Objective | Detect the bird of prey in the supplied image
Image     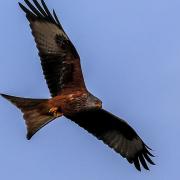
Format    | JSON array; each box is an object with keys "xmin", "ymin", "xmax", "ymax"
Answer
[{"xmin": 1, "ymin": 0, "xmax": 155, "ymax": 171}]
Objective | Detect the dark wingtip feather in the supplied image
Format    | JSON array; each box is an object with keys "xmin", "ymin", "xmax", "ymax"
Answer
[
  {"xmin": 53, "ymin": 9, "xmax": 66, "ymax": 33},
  {"xmin": 19, "ymin": 0, "xmax": 59, "ymax": 27},
  {"xmin": 145, "ymin": 144, "xmax": 153, "ymax": 151},
  {"xmin": 145, "ymin": 147, "xmax": 155, "ymax": 157},
  {"xmin": 18, "ymin": 1, "xmax": 36, "ymax": 19},
  {"xmin": 41, "ymin": 0, "xmax": 55, "ymax": 22},
  {"xmin": 18, "ymin": 2, "xmax": 29, "ymax": 13},
  {"xmin": 133, "ymin": 158, "xmax": 141, "ymax": 171},
  {"xmin": 143, "ymin": 153, "xmax": 156, "ymax": 165},
  {"xmin": 24, "ymin": 0, "xmax": 43, "ymax": 17},
  {"xmin": 139, "ymin": 154, "xmax": 149, "ymax": 170},
  {"xmin": 53, "ymin": 9, "xmax": 62, "ymax": 27},
  {"xmin": 32, "ymin": 0, "xmax": 47, "ymax": 17}
]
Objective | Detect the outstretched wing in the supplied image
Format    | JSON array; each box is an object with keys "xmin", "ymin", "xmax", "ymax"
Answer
[
  {"xmin": 66, "ymin": 109, "xmax": 155, "ymax": 171},
  {"xmin": 19, "ymin": 0, "xmax": 86, "ymax": 97}
]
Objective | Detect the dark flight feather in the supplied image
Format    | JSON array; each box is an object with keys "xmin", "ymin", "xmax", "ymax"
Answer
[
  {"xmin": 40, "ymin": 0, "xmax": 55, "ymax": 23},
  {"xmin": 53, "ymin": 9, "xmax": 64, "ymax": 30},
  {"xmin": 19, "ymin": 2, "xmax": 36, "ymax": 18},
  {"xmin": 32, "ymin": 0, "xmax": 47, "ymax": 17},
  {"xmin": 143, "ymin": 153, "xmax": 155, "ymax": 165},
  {"xmin": 24, "ymin": 0, "xmax": 43, "ymax": 17},
  {"xmin": 139, "ymin": 154, "xmax": 149, "ymax": 170},
  {"xmin": 134, "ymin": 158, "xmax": 141, "ymax": 171},
  {"xmin": 66, "ymin": 109, "xmax": 155, "ymax": 171}
]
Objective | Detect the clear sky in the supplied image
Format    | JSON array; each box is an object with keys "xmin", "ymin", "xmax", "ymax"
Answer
[{"xmin": 0, "ymin": 0, "xmax": 180, "ymax": 179}]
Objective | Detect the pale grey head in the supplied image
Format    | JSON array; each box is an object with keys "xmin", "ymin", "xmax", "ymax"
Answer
[{"xmin": 86, "ymin": 93, "xmax": 102, "ymax": 110}]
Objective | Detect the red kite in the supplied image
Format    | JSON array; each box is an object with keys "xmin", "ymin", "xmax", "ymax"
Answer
[{"xmin": 1, "ymin": 0, "xmax": 155, "ymax": 171}]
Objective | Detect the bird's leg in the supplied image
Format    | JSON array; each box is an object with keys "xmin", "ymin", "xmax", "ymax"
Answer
[{"xmin": 49, "ymin": 107, "xmax": 62, "ymax": 117}]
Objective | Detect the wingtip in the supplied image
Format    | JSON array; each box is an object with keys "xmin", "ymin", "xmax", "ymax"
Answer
[
  {"xmin": 18, "ymin": 2, "xmax": 24, "ymax": 10},
  {"xmin": 40, "ymin": 0, "xmax": 46, "ymax": 7},
  {"xmin": 143, "ymin": 153, "xmax": 155, "ymax": 165},
  {"xmin": 133, "ymin": 159, "xmax": 141, "ymax": 171},
  {"xmin": 18, "ymin": 1, "xmax": 29, "ymax": 13},
  {"xmin": 149, "ymin": 158, "xmax": 156, "ymax": 165},
  {"xmin": 143, "ymin": 164, "xmax": 150, "ymax": 171},
  {"xmin": 145, "ymin": 143, "xmax": 156, "ymax": 151},
  {"xmin": 139, "ymin": 154, "xmax": 150, "ymax": 170},
  {"xmin": 146, "ymin": 148, "xmax": 155, "ymax": 157}
]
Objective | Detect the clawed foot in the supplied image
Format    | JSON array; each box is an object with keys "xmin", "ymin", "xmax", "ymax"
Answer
[{"xmin": 49, "ymin": 107, "xmax": 62, "ymax": 117}]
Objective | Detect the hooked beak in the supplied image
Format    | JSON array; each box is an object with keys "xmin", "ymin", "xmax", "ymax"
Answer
[{"xmin": 95, "ymin": 101, "xmax": 102, "ymax": 108}]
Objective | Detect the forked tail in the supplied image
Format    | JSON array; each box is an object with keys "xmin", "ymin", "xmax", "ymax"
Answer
[{"xmin": 1, "ymin": 94, "xmax": 61, "ymax": 139}]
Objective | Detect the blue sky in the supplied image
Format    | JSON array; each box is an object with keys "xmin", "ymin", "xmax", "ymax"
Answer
[{"xmin": 0, "ymin": 0, "xmax": 180, "ymax": 179}]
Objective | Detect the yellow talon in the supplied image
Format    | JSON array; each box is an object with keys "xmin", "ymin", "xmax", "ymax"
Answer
[{"xmin": 49, "ymin": 107, "xmax": 62, "ymax": 117}]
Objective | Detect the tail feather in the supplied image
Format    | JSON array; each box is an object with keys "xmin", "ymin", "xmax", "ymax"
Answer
[{"xmin": 1, "ymin": 94, "xmax": 60, "ymax": 140}]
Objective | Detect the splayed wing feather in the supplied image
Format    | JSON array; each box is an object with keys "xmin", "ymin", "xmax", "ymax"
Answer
[
  {"xmin": 134, "ymin": 158, "xmax": 141, "ymax": 171},
  {"xmin": 32, "ymin": 0, "xmax": 47, "ymax": 16},
  {"xmin": 41, "ymin": 0, "xmax": 55, "ymax": 22},
  {"xmin": 53, "ymin": 9, "xmax": 64, "ymax": 30},
  {"xmin": 19, "ymin": 2, "xmax": 36, "ymax": 17},
  {"xmin": 24, "ymin": 0, "xmax": 43, "ymax": 17},
  {"xmin": 143, "ymin": 153, "xmax": 155, "ymax": 165},
  {"xmin": 139, "ymin": 154, "xmax": 149, "ymax": 170}
]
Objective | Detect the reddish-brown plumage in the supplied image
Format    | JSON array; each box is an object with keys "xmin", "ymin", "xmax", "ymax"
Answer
[{"xmin": 48, "ymin": 90, "xmax": 102, "ymax": 116}]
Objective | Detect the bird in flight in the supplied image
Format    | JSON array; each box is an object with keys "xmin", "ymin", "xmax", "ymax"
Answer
[{"xmin": 1, "ymin": 0, "xmax": 155, "ymax": 171}]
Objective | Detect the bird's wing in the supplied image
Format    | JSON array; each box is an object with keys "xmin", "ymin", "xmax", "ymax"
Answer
[
  {"xmin": 19, "ymin": 0, "xmax": 86, "ymax": 97},
  {"xmin": 66, "ymin": 109, "xmax": 155, "ymax": 171}
]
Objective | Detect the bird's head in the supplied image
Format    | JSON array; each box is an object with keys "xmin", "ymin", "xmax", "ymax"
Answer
[{"xmin": 86, "ymin": 93, "xmax": 102, "ymax": 110}]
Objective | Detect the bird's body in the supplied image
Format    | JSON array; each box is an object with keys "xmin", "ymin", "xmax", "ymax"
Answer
[
  {"xmin": 1, "ymin": 0, "xmax": 155, "ymax": 171},
  {"xmin": 48, "ymin": 90, "xmax": 102, "ymax": 116}
]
